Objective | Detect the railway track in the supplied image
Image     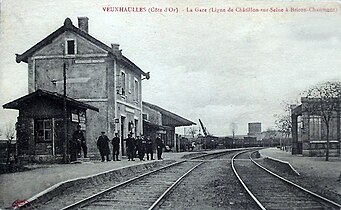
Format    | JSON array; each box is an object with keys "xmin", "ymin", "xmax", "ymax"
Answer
[
  {"xmin": 58, "ymin": 149, "xmax": 247, "ymax": 210},
  {"xmin": 20, "ymin": 149, "xmax": 252, "ymax": 210},
  {"xmin": 60, "ymin": 160, "xmax": 201, "ymax": 210},
  {"xmin": 232, "ymin": 150, "xmax": 341, "ymax": 210},
  {"xmin": 155, "ymin": 149, "xmax": 260, "ymax": 210}
]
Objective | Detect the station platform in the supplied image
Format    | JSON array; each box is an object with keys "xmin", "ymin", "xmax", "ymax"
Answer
[
  {"xmin": 259, "ymin": 147, "xmax": 341, "ymax": 196},
  {"xmin": 0, "ymin": 150, "xmax": 208, "ymax": 209}
]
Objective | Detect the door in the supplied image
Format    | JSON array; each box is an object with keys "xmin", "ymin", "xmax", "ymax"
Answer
[{"xmin": 121, "ymin": 116, "xmax": 126, "ymax": 156}]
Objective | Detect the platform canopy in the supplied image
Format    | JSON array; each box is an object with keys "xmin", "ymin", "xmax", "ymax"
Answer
[
  {"xmin": 142, "ymin": 101, "xmax": 196, "ymax": 127},
  {"xmin": 3, "ymin": 89, "xmax": 99, "ymax": 112}
]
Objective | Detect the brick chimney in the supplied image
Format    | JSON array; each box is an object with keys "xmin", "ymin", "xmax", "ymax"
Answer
[
  {"xmin": 111, "ymin": 43, "xmax": 122, "ymax": 58},
  {"xmin": 78, "ymin": 17, "xmax": 89, "ymax": 33}
]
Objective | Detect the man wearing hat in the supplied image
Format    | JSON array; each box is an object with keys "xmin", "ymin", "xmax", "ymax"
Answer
[
  {"xmin": 97, "ymin": 131, "xmax": 111, "ymax": 162},
  {"xmin": 112, "ymin": 133, "xmax": 120, "ymax": 161},
  {"xmin": 125, "ymin": 133, "xmax": 135, "ymax": 161},
  {"xmin": 72, "ymin": 124, "xmax": 87, "ymax": 159},
  {"xmin": 156, "ymin": 134, "xmax": 165, "ymax": 160}
]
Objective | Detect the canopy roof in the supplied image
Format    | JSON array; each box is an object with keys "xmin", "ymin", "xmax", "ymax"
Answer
[
  {"xmin": 3, "ymin": 89, "xmax": 99, "ymax": 112},
  {"xmin": 143, "ymin": 101, "xmax": 196, "ymax": 127}
]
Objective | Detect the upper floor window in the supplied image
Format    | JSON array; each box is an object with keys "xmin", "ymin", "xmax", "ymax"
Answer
[
  {"xmin": 128, "ymin": 74, "xmax": 131, "ymax": 93},
  {"xmin": 66, "ymin": 39, "xmax": 76, "ymax": 55},
  {"xmin": 121, "ymin": 72, "xmax": 126, "ymax": 96},
  {"xmin": 134, "ymin": 79, "xmax": 139, "ymax": 101}
]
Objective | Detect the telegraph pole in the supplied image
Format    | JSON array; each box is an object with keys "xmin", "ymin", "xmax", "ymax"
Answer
[{"xmin": 63, "ymin": 62, "xmax": 69, "ymax": 163}]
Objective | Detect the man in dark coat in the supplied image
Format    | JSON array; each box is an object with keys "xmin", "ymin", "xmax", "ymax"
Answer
[
  {"xmin": 72, "ymin": 124, "xmax": 87, "ymax": 158},
  {"xmin": 112, "ymin": 133, "xmax": 120, "ymax": 161},
  {"xmin": 97, "ymin": 131, "xmax": 111, "ymax": 162},
  {"xmin": 125, "ymin": 133, "xmax": 135, "ymax": 161},
  {"xmin": 145, "ymin": 136, "xmax": 154, "ymax": 160},
  {"xmin": 136, "ymin": 135, "xmax": 145, "ymax": 161},
  {"xmin": 156, "ymin": 134, "xmax": 165, "ymax": 160}
]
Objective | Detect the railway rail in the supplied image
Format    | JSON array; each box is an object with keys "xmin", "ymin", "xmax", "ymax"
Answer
[
  {"xmin": 232, "ymin": 150, "xmax": 341, "ymax": 210},
  {"xmin": 61, "ymin": 161, "xmax": 201, "ymax": 210},
  {"xmin": 56, "ymin": 149, "xmax": 245, "ymax": 210},
  {"xmin": 19, "ymin": 149, "xmax": 253, "ymax": 209}
]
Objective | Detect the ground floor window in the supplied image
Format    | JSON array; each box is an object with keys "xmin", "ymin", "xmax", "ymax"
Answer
[
  {"xmin": 308, "ymin": 115, "xmax": 338, "ymax": 141},
  {"xmin": 35, "ymin": 119, "xmax": 52, "ymax": 143},
  {"xmin": 308, "ymin": 115, "xmax": 322, "ymax": 141}
]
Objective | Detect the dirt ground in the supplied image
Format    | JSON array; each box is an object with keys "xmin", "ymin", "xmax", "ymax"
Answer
[{"xmin": 158, "ymin": 159, "xmax": 258, "ymax": 210}]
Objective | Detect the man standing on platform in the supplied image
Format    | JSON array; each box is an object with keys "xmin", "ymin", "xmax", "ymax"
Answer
[
  {"xmin": 112, "ymin": 133, "xmax": 120, "ymax": 161},
  {"xmin": 136, "ymin": 135, "xmax": 145, "ymax": 161},
  {"xmin": 146, "ymin": 136, "xmax": 154, "ymax": 160},
  {"xmin": 71, "ymin": 124, "xmax": 86, "ymax": 161},
  {"xmin": 97, "ymin": 131, "xmax": 111, "ymax": 162},
  {"xmin": 156, "ymin": 134, "xmax": 165, "ymax": 160},
  {"xmin": 72, "ymin": 124, "xmax": 87, "ymax": 158},
  {"xmin": 125, "ymin": 133, "xmax": 135, "ymax": 161}
]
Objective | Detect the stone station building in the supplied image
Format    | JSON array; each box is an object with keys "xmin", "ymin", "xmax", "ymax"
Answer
[{"xmin": 11, "ymin": 17, "xmax": 150, "ymax": 160}]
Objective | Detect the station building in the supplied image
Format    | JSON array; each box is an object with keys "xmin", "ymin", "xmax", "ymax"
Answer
[
  {"xmin": 291, "ymin": 98, "xmax": 341, "ymax": 157},
  {"xmin": 142, "ymin": 101, "xmax": 196, "ymax": 150},
  {"xmin": 8, "ymin": 17, "xmax": 150, "ymax": 161}
]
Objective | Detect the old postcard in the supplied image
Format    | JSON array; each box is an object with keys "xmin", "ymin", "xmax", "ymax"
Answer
[{"xmin": 0, "ymin": 0, "xmax": 340, "ymax": 209}]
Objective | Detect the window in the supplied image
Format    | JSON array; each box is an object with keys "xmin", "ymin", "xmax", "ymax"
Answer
[
  {"xmin": 66, "ymin": 40, "xmax": 75, "ymax": 55},
  {"xmin": 134, "ymin": 79, "xmax": 139, "ymax": 101},
  {"xmin": 128, "ymin": 74, "xmax": 131, "ymax": 93},
  {"xmin": 35, "ymin": 119, "xmax": 52, "ymax": 143},
  {"xmin": 121, "ymin": 72, "xmax": 126, "ymax": 95},
  {"xmin": 308, "ymin": 115, "xmax": 321, "ymax": 141},
  {"xmin": 128, "ymin": 121, "xmax": 134, "ymax": 133}
]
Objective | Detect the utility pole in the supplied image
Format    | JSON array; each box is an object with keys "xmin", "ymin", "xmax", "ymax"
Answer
[{"xmin": 63, "ymin": 62, "xmax": 69, "ymax": 163}]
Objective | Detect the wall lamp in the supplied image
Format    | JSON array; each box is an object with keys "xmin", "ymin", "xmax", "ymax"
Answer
[{"xmin": 142, "ymin": 72, "xmax": 150, "ymax": 80}]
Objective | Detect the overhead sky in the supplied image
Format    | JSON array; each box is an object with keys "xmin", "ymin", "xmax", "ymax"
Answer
[{"xmin": 1, "ymin": 0, "xmax": 340, "ymax": 136}]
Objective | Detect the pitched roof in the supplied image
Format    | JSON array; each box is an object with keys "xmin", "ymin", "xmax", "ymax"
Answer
[
  {"xmin": 15, "ymin": 18, "xmax": 148, "ymax": 77},
  {"xmin": 142, "ymin": 101, "xmax": 196, "ymax": 127},
  {"xmin": 3, "ymin": 89, "xmax": 99, "ymax": 112}
]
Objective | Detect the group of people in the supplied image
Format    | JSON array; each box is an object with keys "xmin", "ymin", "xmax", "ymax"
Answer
[
  {"xmin": 97, "ymin": 132, "xmax": 165, "ymax": 162},
  {"xmin": 71, "ymin": 125, "xmax": 166, "ymax": 162}
]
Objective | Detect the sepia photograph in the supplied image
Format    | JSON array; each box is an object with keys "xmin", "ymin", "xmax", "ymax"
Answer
[{"xmin": 0, "ymin": 0, "xmax": 341, "ymax": 209}]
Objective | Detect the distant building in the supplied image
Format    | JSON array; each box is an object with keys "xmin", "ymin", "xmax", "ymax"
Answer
[
  {"xmin": 260, "ymin": 130, "xmax": 286, "ymax": 140},
  {"xmin": 10, "ymin": 17, "xmax": 150, "ymax": 160},
  {"xmin": 248, "ymin": 122, "xmax": 262, "ymax": 140}
]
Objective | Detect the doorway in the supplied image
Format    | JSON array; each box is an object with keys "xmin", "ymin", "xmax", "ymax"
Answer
[
  {"xmin": 121, "ymin": 116, "xmax": 126, "ymax": 156},
  {"xmin": 134, "ymin": 119, "xmax": 138, "ymax": 137}
]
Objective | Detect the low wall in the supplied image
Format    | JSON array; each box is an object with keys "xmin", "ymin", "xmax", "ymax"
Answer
[
  {"xmin": 263, "ymin": 156, "xmax": 300, "ymax": 176},
  {"xmin": 23, "ymin": 160, "xmax": 175, "ymax": 209},
  {"xmin": 302, "ymin": 141, "xmax": 340, "ymax": 157}
]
